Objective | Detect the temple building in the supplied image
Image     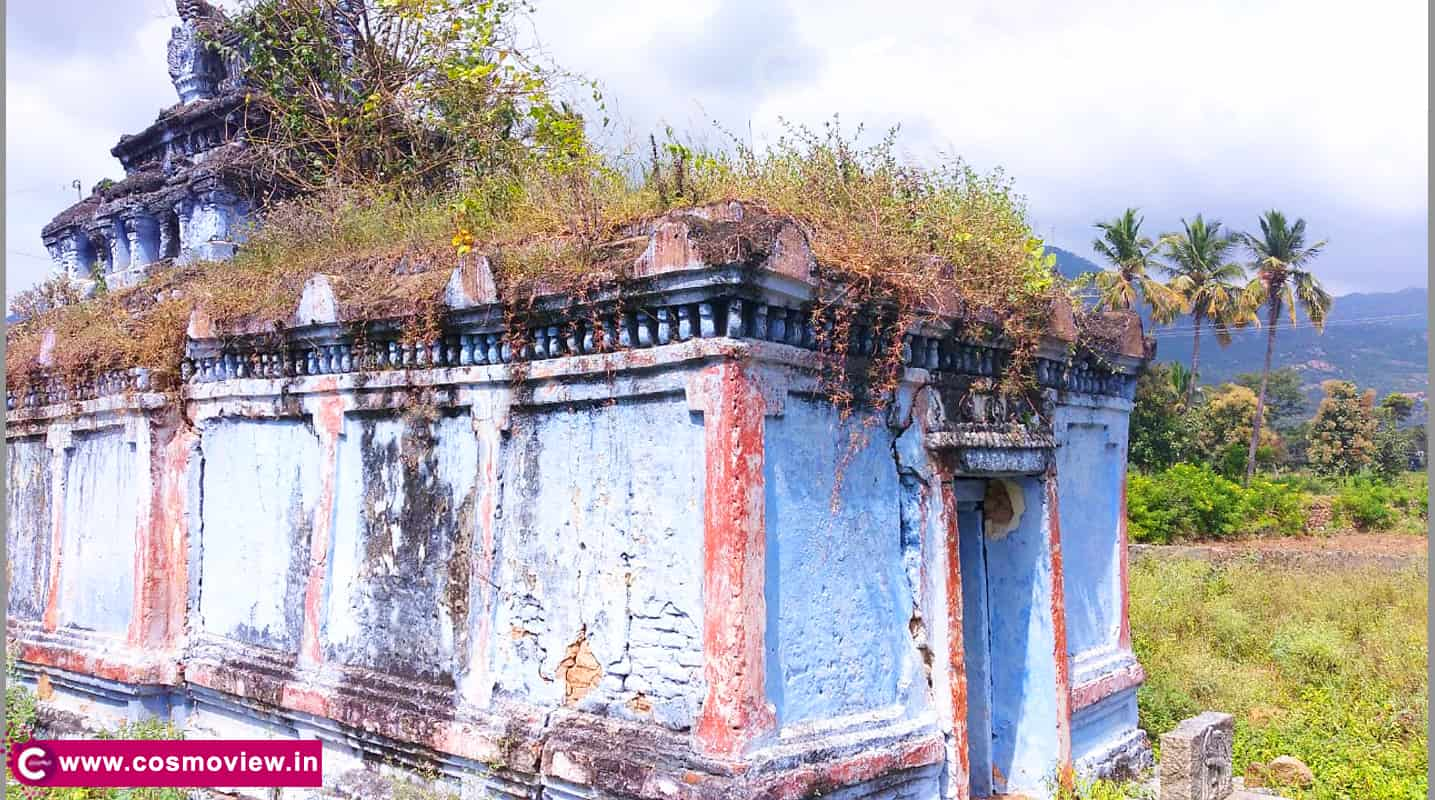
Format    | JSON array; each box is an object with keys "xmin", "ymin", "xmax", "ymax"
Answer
[{"xmin": 10, "ymin": 5, "xmax": 1155, "ymax": 798}]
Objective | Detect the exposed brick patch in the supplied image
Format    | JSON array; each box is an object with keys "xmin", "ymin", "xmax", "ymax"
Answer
[{"xmin": 557, "ymin": 629, "xmax": 602, "ymax": 705}]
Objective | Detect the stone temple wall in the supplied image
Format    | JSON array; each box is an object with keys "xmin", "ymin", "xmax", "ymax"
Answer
[{"xmin": 7, "ymin": 207, "xmax": 1153, "ymax": 799}]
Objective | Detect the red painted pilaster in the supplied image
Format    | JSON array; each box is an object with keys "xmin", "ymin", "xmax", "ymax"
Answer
[
  {"xmin": 462, "ymin": 394, "xmax": 508, "ymax": 708},
  {"xmin": 1045, "ymin": 474, "xmax": 1075, "ymax": 789},
  {"xmin": 41, "ymin": 428, "xmax": 70, "ymax": 632},
  {"xmin": 129, "ymin": 419, "xmax": 194, "ymax": 651},
  {"xmin": 299, "ymin": 385, "xmax": 347, "ymax": 667},
  {"xmin": 690, "ymin": 361, "xmax": 776, "ymax": 758},
  {"xmin": 937, "ymin": 472, "xmax": 972, "ymax": 800}
]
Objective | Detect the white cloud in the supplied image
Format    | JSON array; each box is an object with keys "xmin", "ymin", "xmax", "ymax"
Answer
[
  {"xmin": 6, "ymin": 11, "xmax": 176, "ymax": 299},
  {"xmin": 536, "ymin": 0, "xmax": 1427, "ymax": 290},
  {"xmin": 7, "ymin": 0, "xmax": 1427, "ymax": 299}
]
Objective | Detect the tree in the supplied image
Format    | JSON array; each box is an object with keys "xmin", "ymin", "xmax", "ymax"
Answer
[
  {"xmin": 1196, "ymin": 383, "xmax": 1280, "ymax": 462},
  {"xmin": 227, "ymin": 0, "xmax": 595, "ymax": 193},
  {"xmin": 1234, "ymin": 367, "xmax": 1307, "ymax": 427},
  {"xmin": 8, "ymin": 274, "xmax": 84, "ymax": 322},
  {"xmin": 1167, "ymin": 361, "xmax": 1194, "ymax": 406},
  {"xmin": 1307, "ymin": 380, "xmax": 1376, "ymax": 476},
  {"xmin": 1372, "ymin": 393, "xmax": 1417, "ymax": 478},
  {"xmin": 1129, "ymin": 364, "xmax": 1198, "ymax": 471},
  {"xmin": 1159, "ymin": 215, "xmax": 1248, "ymax": 399},
  {"xmin": 1089, "ymin": 208, "xmax": 1184, "ymax": 322},
  {"xmin": 1380, "ymin": 392, "xmax": 1416, "ymax": 423},
  {"xmin": 1238, "ymin": 210, "xmax": 1332, "ymax": 484},
  {"xmin": 1407, "ymin": 423, "xmax": 1427, "ymax": 469},
  {"xmin": 1280, "ymin": 419, "xmax": 1313, "ymax": 468},
  {"xmin": 1373, "ymin": 409, "xmax": 1411, "ymax": 479}
]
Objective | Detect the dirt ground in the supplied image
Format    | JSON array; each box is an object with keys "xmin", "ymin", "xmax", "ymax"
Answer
[
  {"xmin": 1202, "ymin": 532, "xmax": 1426, "ymax": 556},
  {"xmin": 1131, "ymin": 532, "xmax": 1427, "ymax": 569}
]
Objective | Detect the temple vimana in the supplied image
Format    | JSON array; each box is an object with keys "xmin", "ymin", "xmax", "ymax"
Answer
[{"xmin": 9, "ymin": 3, "xmax": 1157, "ymax": 798}]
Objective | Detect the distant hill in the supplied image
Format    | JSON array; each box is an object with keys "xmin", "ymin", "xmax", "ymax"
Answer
[
  {"xmin": 1046, "ymin": 245, "xmax": 1102, "ymax": 281},
  {"xmin": 1041, "ymin": 244, "xmax": 1427, "ymax": 403},
  {"xmin": 1156, "ymin": 287, "xmax": 1428, "ymax": 403}
]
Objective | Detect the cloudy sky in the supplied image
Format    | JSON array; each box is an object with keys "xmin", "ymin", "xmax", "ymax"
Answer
[{"xmin": 6, "ymin": 0, "xmax": 1427, "ymax": 301}]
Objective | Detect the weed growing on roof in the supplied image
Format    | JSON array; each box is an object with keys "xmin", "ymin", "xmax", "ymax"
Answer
[{"xmin": 7, "ymin": 119, "xmax": 1065, "ymax": 412}]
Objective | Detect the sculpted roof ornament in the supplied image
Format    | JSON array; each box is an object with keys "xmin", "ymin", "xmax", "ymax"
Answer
[{"xmin": 167, "ymin": 0, "xmax": 228, "ymax": 103}]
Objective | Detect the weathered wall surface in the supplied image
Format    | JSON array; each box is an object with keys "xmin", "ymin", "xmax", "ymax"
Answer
[
  {"xmin": 327, "ymin": 411, "xmax": 476, "ymax": 684},
  {"xmin": 1054, "ymin": 402, "xmax": 1127, "ymax": 660},
  {"xmin": 764, "ymin": 397, "xmax": 924, "ymax": 729},
  {"xmin": 58, "ymin": 427, "xmax": 139, "ymax": 633},
  {"xmin": 1052, "ymin": 399, "xmax": 1148, "ymax": 779},
  {"xmin": 6, "ymin": 436, "xmax": 51, "ymax": 621},
  {"xmin": 489, "ymin": 396, "xmax": 707, "ymax": 727},
  {"xmin": 197, "ymin": 418, "xmax": 320, "ymax": 652}
]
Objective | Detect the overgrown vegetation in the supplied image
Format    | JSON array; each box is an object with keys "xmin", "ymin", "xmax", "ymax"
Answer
[
  {"xmin": 223, "ymin": 0, "xmax": 595, "ymax": 193},
  {"xmin": 1127, "ymin": 465, "xmax": 1426, "ymax": 543},
  {"xmin": 1132, "ymin": 557, "xmax": 1428, "ymax": 799}
]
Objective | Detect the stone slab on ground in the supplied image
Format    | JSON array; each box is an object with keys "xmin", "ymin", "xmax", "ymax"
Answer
[{"xmin": 1159, "ymin": 711, "xmax": 1234, "ymax": 800}]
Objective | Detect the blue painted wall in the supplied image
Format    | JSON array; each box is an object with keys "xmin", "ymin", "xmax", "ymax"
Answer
[
  {"xmin": 982, "ymin": 477, "xmax": 1060, "ymax": 795},
  {"xmin": 1071, "ymin": 688, "xmax": 1139, "ymax": 765},
  {"xmin": 198, "ymin": 418, "xmax": 322, "ymax": 652},
  {"xmin": 763, "ymin": 398, "xmax": 923, "ymax": 728},
  {"xmin": 59, "ymin": 428, "xmax": 138, "ymax": 633},
  {"xmin": 1054, "ymin": 406, "xmax": 1127, "ymax": 660},
  {"xmin": 6, "ymin": 437, "xmax": 51, "ymax": 620}
]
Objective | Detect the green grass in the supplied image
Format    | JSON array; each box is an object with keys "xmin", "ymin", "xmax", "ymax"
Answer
[{"xmin": 1131, "ymin": 557, "xmax": 1428, "ymax": 799}]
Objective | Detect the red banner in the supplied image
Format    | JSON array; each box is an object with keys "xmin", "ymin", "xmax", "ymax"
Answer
[{"xmin": 7, "ymin": 739, "xmax": 323, "ymax": 788}]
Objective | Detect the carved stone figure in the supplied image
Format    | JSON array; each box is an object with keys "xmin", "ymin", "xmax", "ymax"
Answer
[
  {"xmin": 1160, "ymin": 711, "xmax": 1236, "ymax": 800},
  {"xmin": 167, "ymin": 0, "xmax": 226, "ymax": 103}
]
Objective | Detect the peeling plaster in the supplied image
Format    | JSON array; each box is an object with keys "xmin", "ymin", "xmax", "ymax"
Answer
[{"xmin": 982, "ymin": 479, "xmax": 1025, "ymax": 540}]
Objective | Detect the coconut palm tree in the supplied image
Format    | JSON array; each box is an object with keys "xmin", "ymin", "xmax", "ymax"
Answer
[
  {"xmin": 1238, "ymin": 210, "xmax": 1333, "ymax": 484},
  {"xmin": 1089, "ymin": 208, "xmax": 1183, "ymax": 323},
  {"xmin": 1167, "ymin": 361, "xmax": 1195, "ymax": 407},
  {"xmin": 1159, "ymin": 215, "xmax": 1250, "ymax": 401}
]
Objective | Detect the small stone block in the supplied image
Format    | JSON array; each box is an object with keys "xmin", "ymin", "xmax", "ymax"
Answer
[
  {"xmin": 293, "ymin": 274, "xmax": 340, "ymax": 327},
  {"xmin": 1160, "ymin": 711, "xmax": 1235, "ymax": 800},
  {"xmin": 445, "ymin": 255, "xmax": 499, "ymax": 308}
]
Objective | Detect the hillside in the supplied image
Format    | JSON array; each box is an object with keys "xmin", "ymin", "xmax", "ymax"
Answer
[
  {"xmin": 1043, "ymin": 245, "xmax": 1428, "ymax": 400},
  {"xmin": 1160, "ymin": 287, "xmax": 1428, "ymax": 400}
]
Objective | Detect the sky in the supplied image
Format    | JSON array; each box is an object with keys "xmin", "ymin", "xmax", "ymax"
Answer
[{"xmin": 5, "ymin": 0, "xmax": 1428, "ymax": 301}]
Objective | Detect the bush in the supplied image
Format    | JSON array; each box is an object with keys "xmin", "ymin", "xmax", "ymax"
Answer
[
  {"xmin": 1128, "ymin": 465, "xmax": 1314, "ymax": 542},
  {"xmin": 1334, "ymin": 479, "xmax": 1397, "ymax": 530},
  {"xmin": 5, "ymin": 655, "xmax": 37, "ymax": 746},
  {"xmin": 1242, "ymin": 477, "xmax": 1308, "ymax": 536},
  {"xmin": 1270, "ymin": 627, "xmax": 1348, "ymax": 685},
  {"xmin": 1127, "ymin": 464, "xmax": 1245, "ymax": 543},
  {"xmin": 4, "ymin": 672, "xmax": 186, "ymax": 799}
]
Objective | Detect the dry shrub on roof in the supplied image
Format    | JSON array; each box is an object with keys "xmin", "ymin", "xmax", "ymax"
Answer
[{"xmin": 7, "ymin": 120, "xmax": 1064, "ymax": 412}]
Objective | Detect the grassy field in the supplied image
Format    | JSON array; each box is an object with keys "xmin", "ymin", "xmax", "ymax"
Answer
[{"xmin": 1131, "ymin": 555, "xmax": 1428, "ymax": 799}]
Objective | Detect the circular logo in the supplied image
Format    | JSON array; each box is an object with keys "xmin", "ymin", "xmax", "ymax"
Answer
[{"xmin": 11, "ymin": 741, "xmax": 55, "ymax": 785}]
